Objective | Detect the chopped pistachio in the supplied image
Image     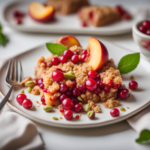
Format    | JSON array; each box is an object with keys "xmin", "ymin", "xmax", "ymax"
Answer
[
  {"xmin": 77, "ymin": 96, "xmax": 82, "ymax": 101},
  {"xmin": 120, "ymin": 107, "xmax": 126, "ymax": 112},
  {"xmin": 83, "ymin": 104, "xmax": 90, "ymax": 112},
  {"xmin": 64, "ymin": 71, "xmax": 75, "ymax": 80},
  {"xmin": 43, "ymin": 105, "xmax": 53, "ymax": 112},
  {"xmin": 52, "ymin": 117, "xmax": 58, "ymax": 120},
  {"xmin": 25, "ymin": 80, "xmax": 35, "ymax": 87},
  {"xmin": 27, "ymin": 87, "xmax": 32, "ymax": 93},
  {"xmin": 21, "ymin": 89, "xmax": 24, "ymax": 94},
  {"xmin": 87, "ymin": 111, "xmax": 94, "ymax": 118}
]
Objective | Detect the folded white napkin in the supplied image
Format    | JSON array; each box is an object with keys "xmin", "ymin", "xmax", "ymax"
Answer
[{"xmin": 127, "ymin": 105, "xmax": 150, "ymax": 134}]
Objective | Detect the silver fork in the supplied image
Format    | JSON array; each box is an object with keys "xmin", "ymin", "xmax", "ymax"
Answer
[{"xmin": 0, "ymin": 59, "xmax": 23, "ymax": 111}]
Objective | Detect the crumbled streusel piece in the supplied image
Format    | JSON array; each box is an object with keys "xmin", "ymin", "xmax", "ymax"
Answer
[{"xmin": 102, "ymin": 99, "xmax": 120, "ymax": 109}]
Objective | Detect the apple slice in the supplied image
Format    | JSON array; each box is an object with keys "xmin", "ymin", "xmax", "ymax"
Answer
[
  {"xmin": 29, "ymin": 2, "xmax": 55, "ymax": 22},
  {"xmin": 87, "ymin": 37, "xmax": 109, "ymax": 71},
  {"xmin": 56, "ymin": 36, "xmax": 81, "ymax": 49},
  {"xmin": 44, "ymin": 93, "xmax": 60, "ymax": 106}
]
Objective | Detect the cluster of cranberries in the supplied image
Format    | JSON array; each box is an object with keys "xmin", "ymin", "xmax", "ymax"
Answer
[
  {"xmin": 115, "ymin": 5, "xmax": 131, "ymax": 20},
  {"xmin": 50, "ymin": 49, "xmax": 90, "ymax": 67},
  {"xmin": 16, "ymin": 94, "xmax": 33, "ymax": 109},
  {"xmin": 138, "ymin": 20, "xmax": 150, "ymax": 35},
  {"xmin": 110, "ymin": 80, "xmax": 138, "ymax": 117},
  {"xmin": 13, "ymin": 10, "xmax": 25, "ymax": 25}
]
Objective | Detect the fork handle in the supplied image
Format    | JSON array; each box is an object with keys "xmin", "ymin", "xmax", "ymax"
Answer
[{"xmin": 0, "ymin": 86, "xmax": 14, "ymax": 111}]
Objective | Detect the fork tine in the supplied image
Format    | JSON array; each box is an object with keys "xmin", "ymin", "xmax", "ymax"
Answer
[
  {"xmin": 5, "ymin": 59, "xmax": 12, "ymax": 80},
  {"xmin": 19, "ymin": 60, "xmax": 24, "ymax": 82},
  {"xmin": 15, "ymin": 59, "xmax": 18, "ymax": 82},
  {"xmin": 10, "ymin": 59, "xmax": 15, "ymax": 80}
]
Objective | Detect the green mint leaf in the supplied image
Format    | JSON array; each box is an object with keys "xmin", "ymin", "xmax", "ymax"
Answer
[
  {"xmin": 0, "ymin": 33, "xmax": 8, "ymax": 46},
  {"xmin": 136, "ymin": 129, "xmax": 150, "ymax": 144},
  {"xmin": 118, "ymin": 53, "xmax": 140, "ymax": 74},
  {"xmin": 0, "ymin": 23, "xmax": 2, "ymax": 32},
  {"xmin": 46, "ymin": 43, "xmax": 67, "ymax": 56}
]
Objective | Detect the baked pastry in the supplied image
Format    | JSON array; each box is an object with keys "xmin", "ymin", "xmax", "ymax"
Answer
[
  {"xmin": 45, "ymin": 0, "xmax": 89, "ymax": 15},
  {"xmin": 78, "ymin": 6, "xmax": 121, "ymax": 27}
]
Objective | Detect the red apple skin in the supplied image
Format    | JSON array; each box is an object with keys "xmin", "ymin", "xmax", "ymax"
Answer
[
  {"xmin": 88, "ymin": 37, "xmax": 109, "ymax": 71},
  {"xmin": 29, "ymin": 9, "xmax": 55, "ymax": 22},
  {"xmin": 57, "ymin": 36, "xmax": 81, "ymax": 48}
]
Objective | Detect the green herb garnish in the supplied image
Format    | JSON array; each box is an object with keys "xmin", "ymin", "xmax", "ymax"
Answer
[
  {"xmin": 0, "ymin": 23, "xmax": 8, "ymax": 46},
  {"xmin": 46, "ymin": 43, "xmax": 67, "ymax": 56},
  {"xmin": 136, "ymin": 129, "xmax": 150, "ymax": 144},
  {"xmin": 118, "ymin": 53, "xmax": 140, "ymax": 74}
]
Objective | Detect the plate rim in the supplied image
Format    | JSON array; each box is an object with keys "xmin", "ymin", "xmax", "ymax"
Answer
[
  {"xmin": 0, "ymin": 0, "xmax": 133, "ymax": 36},
  {"xmin": 0, "ymin": 39, "xmax": 150, "ymax": 128}
]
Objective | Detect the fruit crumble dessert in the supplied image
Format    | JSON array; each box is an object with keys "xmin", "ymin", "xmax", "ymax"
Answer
[
  {"xmin": 19, "ymin": 36, "xmax": 139, "ymax": 120},
  {"xmin": 78, "ymin": 5, "xmax": 131, "ymax": 27},
  {"xmin": 45, "ymin": 0, "xmax": 89, "ymax": 15}
]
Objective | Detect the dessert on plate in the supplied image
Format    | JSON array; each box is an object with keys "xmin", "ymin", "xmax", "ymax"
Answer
[{"xmin": 45, "ymin": 0, "xmax": 89, "ymax": 15}]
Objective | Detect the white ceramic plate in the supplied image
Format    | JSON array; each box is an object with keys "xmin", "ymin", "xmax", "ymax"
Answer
[
  {"xmin": 0, "ymin": 36, "xmax": 150, "ymax": 128},
  {"xmin": 0, "ymin": 1, "xmax": 147, "ymax": 35}
]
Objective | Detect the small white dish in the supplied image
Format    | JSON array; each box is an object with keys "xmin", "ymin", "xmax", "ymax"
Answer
[
  {"xmin": 132, "ymin": 20, "xmax": 150, "ymax": 59},
  {"xmin": 0, "ymin": 1, "xmax": 148, "ymax": 35},
  {"xmin": 0, "ymin": 36, "xmax": 150, "ymax": 128}
]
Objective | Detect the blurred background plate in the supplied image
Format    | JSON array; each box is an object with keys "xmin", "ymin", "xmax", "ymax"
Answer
[{"xmin": 0, "ymin": 0, "xmax": 148, "ymax": 35}]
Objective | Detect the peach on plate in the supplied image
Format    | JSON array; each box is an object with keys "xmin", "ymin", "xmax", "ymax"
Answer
[
  {"xmin": 56, "ymin": 36, "xmax": 81, "ymax": 49},
  {"xmin": 29, "ymin": 2, "xmax": 55, "ymax": 22},
  {"xmin": 87, "ymin": 37, "xmax": 109, "ymax": 71},
  {"xmin": 44, "ymin": 93, "xmax": 60, "ymax": 106}
]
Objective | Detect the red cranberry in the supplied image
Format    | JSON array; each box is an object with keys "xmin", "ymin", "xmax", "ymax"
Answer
[
  {"xmin": 64, "ymin": 110, "xmax": 73, "ymax": 120},
  {"xmin": 41, "ymin": 96, "xmax": 45, "ymax": 103},
  {"xmin": 73, "ymin": 51, "xmax": 79, "ymax": 55},
  {"xmin": 79, "ymin": 83, "xmax": 86, "ymax": 91},
  {"xmin": 82, "ymin": 50, "xmax": 88, "ymax": 55},
  {"xmin": 74, "ymin": 104, "xmax": 83, "ymax": 113},
  {"xmin": 97, "ymin": 74, "xmax": 100, "ymax": 80},
  {"xmin": 43, "ymin": 88, "xmax": 50, "ymax": 93},
  {"xmin": 59, "ymin": 83, "xmax": 68, "ymax": 93},
  {"xmin": 76, "ymin": 115, "xmax": 80, "ymax": 119},
  {"xmin": 118, "ymin": 85, "xmax": 124, "ymax": 92},
  {"xmin": 35, "ymin": 78, "xmax": 43, "ymax": 85},
  {"xmin": 59, "ymin": 108, "xmax": 64, "ymax": 113},
  {"xmin": 69, "ymin": 87, "xmax": 74, "ymax": 91},
  {"xmin": 99, "ymin": 81, "xmax": 104, "ymax": 89},
  {"xmin": 73, "ymin": 88, "xmax": 78, "ymax": 96},
  {"xmin": 138, "ymin": 26, "xmax": 146, "ymax": 33},
  {"xmin": 52, "ymin": 70, "xmax": 64, "ymax": 82},
  {"xmin": 72, "ymin": 98, "xmax": 79, "ymax": 105},
  {"xmin": 59, "ymin": 56, "xmax": 68, "ymax": 63},
  {"xmin": 54, "ymin": 68, "xmax": 63, "ymax": 72},
  {"xmin": 66, "ymin": 91, "xmax": 72, "ymax": 97},
  {"xmin": 142, "ymin": 20, "xmax": 150, "ymax": 29},
  {"xmin": 116, "ymin": 5, "xmax": 125, "ymax": 15},
  {"xmin": 41, "ymin": 62, "xmax": 47, "ymax": 67},
  {"xmin": 104, "ymin": 85, "xmax": 110, "ymax": 92},
  {"xmin": 13, "ymin": 10, "xmax": 25, "ymax": 18},
  {"xmin": 62, "ymin": 98, "xmax": 74, "ymax": 110},
  {"xmin": 50, "ymin": 97, "xmax": 55, "ymax": 101},
  {"xmin": 77, "ymin": 90, "xmax": 81, "ymax": 96},
  {"xmin": 146, "ymin": 29, "xmax": 150, "ymax": 35},
  {"xmin": 71, "ymin": 55, "xmax": 79, "ymax": 64},
  {"xmin": 16, "ymin": 94, "xmax": 27, "ymax": 105},
  {"xmin": 94, "ymin": 87, "xmax": 101, "ymax": 94},
  {"xmin": 51, "ymin": 57, "xmax": 60, "ymax": 65},
  {"xmin": 59, "ymin": 94, "xmax": 67, "ymax": 103},
  {"xmin": 129, "ymin": 80, "xmax": 138, "ymax": 90},
  {"xmin": 22, "ymin": 99, "xmax": 33, "ymax": 109},
  {"xmin": 89, "ymin": 11, "xmax": 93, "ymax": 20},
  {"xmin": 42, "ymin": 102, "xmax": 46, "ymax": 105},
  {"xmin": 108, "ymin": 83, "xmax": 114, "ymax": 88},
  {"xmin": 110, "ymin": 108, "xmax": 120, "ymax": 117},
  {"xmin": 113, "ymin": 84, "xmax": 120, "ymax": 89},
  {"xmin": 80, "ymin": 54, "xmax": 87, "ymax": 62},
  {"xmin": 86, "ymin": 79, "xmax": 97, "ymax": 92},
  {"xmin": 88, "ymin": 70, "xmax": 97, "ymax": 79},
  {"xmin": 63, "ymin": 50, "xmax": 73, "ymax": 59},
  {"xmin": 16, "ymin": 18, "xmax": 22, "ymax": 24},
  {"xmin": 81, "ymin": 22, "xmax": 87, "ymax": 27},
  {"xmin": 39, "ymin": 83, "xmax": 45, "ymax": 89},
  {"xmin": 72, "ymin": 80, "xmax": 77, "ymax": 87},
  {"xmin": 119, "ymin": 89, "xmax": 129, "ymax": 100},
  {"xmin": 123, "ymin": 13, "xmax": 131, "ymax": 20}
]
